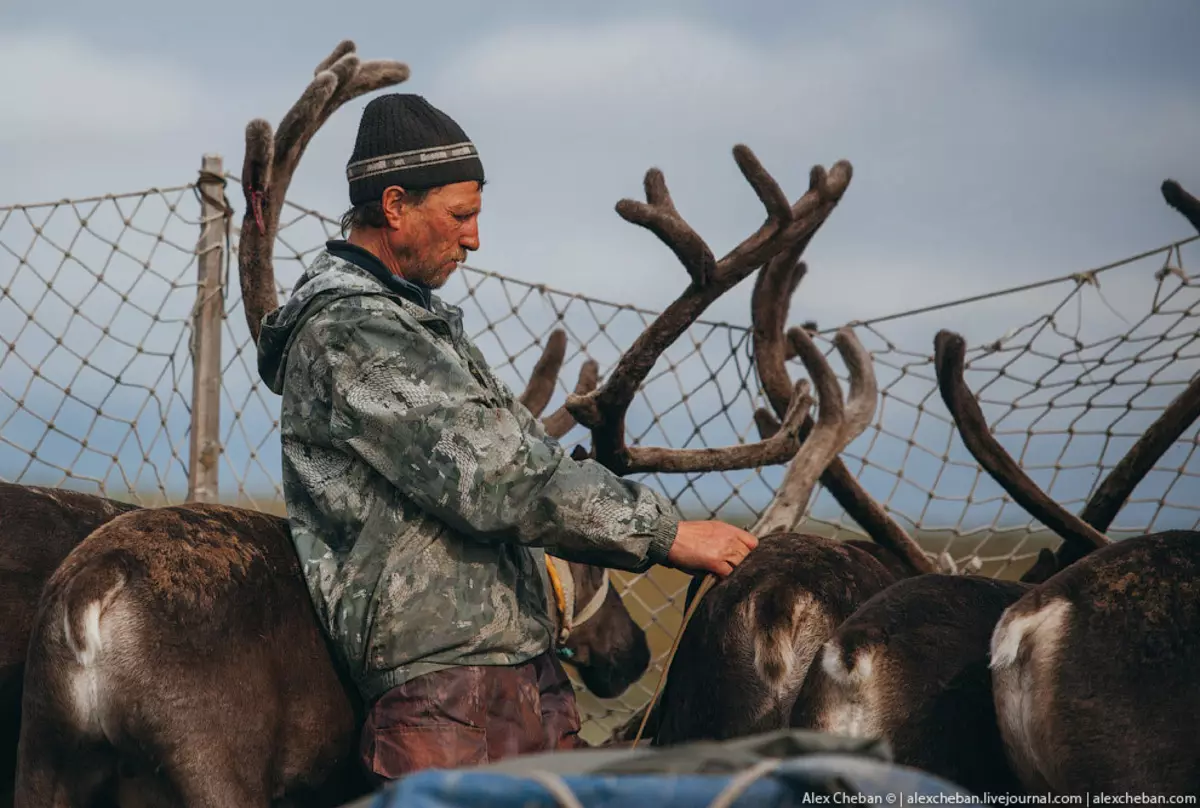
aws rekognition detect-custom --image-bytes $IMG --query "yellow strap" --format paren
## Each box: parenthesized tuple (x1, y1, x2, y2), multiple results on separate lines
(545, 554, 569, 627)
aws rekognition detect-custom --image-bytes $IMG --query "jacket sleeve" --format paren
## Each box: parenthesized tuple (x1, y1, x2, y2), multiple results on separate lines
(313, 299, 680, 573)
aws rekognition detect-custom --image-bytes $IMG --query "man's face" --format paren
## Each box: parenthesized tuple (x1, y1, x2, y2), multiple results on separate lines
(384, 182, 482, 288)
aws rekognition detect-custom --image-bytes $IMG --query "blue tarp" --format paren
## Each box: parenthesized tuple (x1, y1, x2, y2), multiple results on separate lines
(352, 731, 983, 807)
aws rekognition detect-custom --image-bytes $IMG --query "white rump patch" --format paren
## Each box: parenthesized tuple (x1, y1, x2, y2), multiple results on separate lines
(814, 639, 884, 739)
(990, 598, 1071, 793)
(748, 592, 824, 700)
(62, 579, 127, 735)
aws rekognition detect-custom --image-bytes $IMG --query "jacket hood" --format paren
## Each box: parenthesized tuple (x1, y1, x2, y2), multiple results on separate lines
(256, 245, 442, 395)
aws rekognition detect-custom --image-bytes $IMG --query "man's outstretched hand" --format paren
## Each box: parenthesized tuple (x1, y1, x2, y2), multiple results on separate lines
(665, 520, 759, 578)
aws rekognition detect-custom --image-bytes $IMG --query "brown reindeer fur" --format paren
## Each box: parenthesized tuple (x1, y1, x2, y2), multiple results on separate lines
(652, 533, 897, 745)
(14, 504, 366, 808)
(793, 573, 1030, 796)
(990, 530, 1200, 797)
(556, 560, 649, 699)
(0, 484, 138, 806)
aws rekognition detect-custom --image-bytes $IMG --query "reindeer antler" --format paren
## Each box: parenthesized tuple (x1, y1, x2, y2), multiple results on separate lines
(750, 326, 883, 538)
(750, 254, 934, 573)
(565, 148, 853, 475)
(933, 330, 1111, 554)
(1161, 179, 1200, 236)
(518, 328, 601, 440)
(520, 329, 568, 416)
(1078, 373, 1200, 535)
(238, 41, 411, 343)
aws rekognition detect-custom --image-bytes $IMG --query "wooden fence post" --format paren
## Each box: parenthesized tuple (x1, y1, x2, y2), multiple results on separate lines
(187, 154, 226, 503)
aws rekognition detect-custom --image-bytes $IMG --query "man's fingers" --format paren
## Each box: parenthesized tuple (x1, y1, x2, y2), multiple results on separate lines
(727, 541, 750, 565)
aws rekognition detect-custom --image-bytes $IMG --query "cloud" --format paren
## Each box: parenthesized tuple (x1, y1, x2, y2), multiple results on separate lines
(422, 10, 1200, 334)
(0, 31, 206, 144)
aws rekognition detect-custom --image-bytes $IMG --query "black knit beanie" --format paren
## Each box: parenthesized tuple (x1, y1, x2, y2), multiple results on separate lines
(346, 94, 485, 206)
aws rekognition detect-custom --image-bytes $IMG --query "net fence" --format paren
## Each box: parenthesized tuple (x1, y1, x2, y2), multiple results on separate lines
(3, 173, 1198, 744)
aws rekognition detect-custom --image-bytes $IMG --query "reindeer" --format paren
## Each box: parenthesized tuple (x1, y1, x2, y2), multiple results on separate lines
(0, 485, 138, 807)
(982, 179, 1200, 798)
(793, 300, 1200, 795)
(12, 38, 855, 806)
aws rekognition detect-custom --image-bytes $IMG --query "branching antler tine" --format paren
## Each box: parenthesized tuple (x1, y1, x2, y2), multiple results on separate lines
(237, 43, 410, 346)
(1079, 371, 1200, 533)
(788, 328, 846, 430)
(643, 169, 680, 216)
(751, 329, 857, 536)
(543, 360, 599, 440)
(616, 173, 715, 285)
(314, 39, 356, 74)
(343, 60, 413, 101)
(1162, 180, 1200, 236)
(609, 380, 810, 475)
(835, 328, 878, 434)
(934, 330, 1110, 552)
(312, 58, 410, 145)
(273, 65, 349, 164)
(754, 408, 782, 440)
(751, 252, 807, 416)
(565, 150, 854, 477)
(717, 160, 853, 283)
(733, 145, 793, 226)
(519, 330, 567, 417)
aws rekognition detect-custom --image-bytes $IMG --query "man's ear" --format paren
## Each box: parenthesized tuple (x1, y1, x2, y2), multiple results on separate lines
(381, 186, 408, 229)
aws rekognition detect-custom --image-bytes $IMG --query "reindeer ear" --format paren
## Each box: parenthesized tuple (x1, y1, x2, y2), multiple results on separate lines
(1021, 548, 1060, 584)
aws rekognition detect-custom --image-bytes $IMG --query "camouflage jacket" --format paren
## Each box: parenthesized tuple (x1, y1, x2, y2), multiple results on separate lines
(257, 241, 680, 702)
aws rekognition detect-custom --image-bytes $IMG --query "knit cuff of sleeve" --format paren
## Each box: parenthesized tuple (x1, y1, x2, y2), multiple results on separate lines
(646, 515, 679, 566)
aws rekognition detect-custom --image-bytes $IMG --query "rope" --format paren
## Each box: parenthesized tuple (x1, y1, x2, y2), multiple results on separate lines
(708, 759, 783, 808)
(825, 233, 1198, 335)
(527, 771, 587, 808)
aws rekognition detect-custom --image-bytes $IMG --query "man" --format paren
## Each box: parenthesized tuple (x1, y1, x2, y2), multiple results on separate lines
(256, 93, 758, 781)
